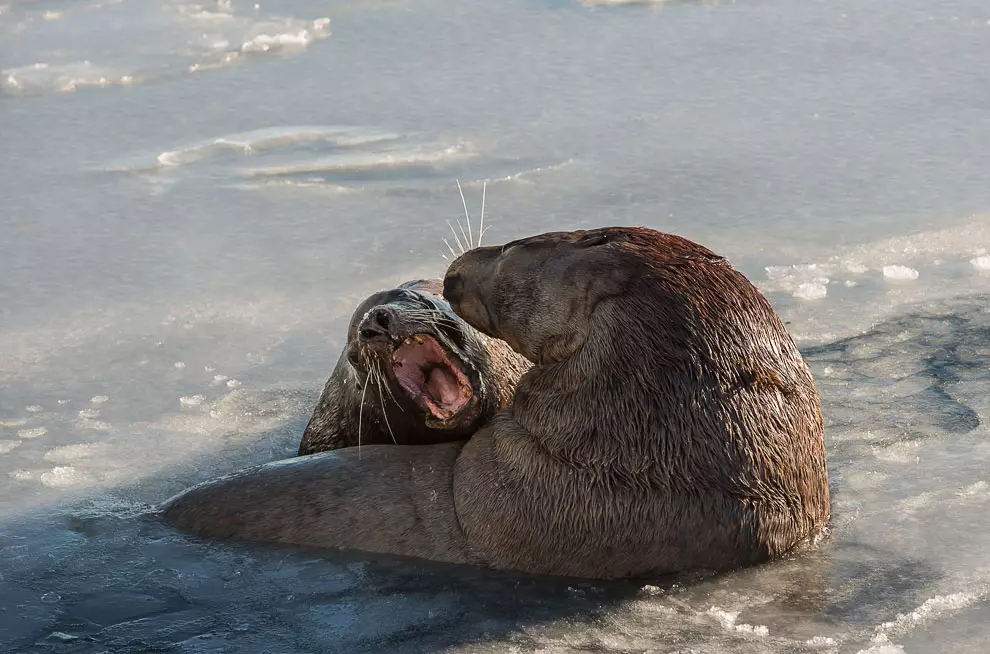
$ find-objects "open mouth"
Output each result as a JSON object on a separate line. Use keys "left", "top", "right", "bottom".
{"left": 391, "top": 334, "right": 473, "bottom": 420}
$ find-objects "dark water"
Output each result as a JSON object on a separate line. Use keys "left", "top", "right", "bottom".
{"left": 3, "top": 0, "right": 990, "bottom": 651}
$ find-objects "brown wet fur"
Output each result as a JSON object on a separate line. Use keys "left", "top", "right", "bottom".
{"left": 160, "top": 227, "right": 828, "bottom": 580}
{"left": 443, "top": 226, "right": 830, "bottom": 578}
{"left": 297, "top": 278, "right": 530, "bottom": 455}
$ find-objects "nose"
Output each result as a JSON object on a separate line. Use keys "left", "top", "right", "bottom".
{"left": 443, "top": 272, "right": 463, "bottom": 305}
{"left": 358, "top": 307, "right": 394, "bottom": 343}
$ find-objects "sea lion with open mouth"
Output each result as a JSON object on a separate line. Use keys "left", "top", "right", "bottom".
{"left": 160, "top": 227, "right": 829, "bottom": 580}
{"left": 298, "top": 279, "right": 529, "bottom": 455}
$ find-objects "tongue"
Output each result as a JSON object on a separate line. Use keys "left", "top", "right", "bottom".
{"left": 425, "top": 366, "right": 462, "bottom": 407}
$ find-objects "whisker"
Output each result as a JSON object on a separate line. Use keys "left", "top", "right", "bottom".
{"left": 477, "top": 181, "right": 487, "bottom": 248}
{"left": 456, "top": 179, "right": 473, "bottom": 251}
{"left": 442, "top": 237, "right": 460, "bottom": 260}
{"left": 357, "top": 355, "right": 370, "bottom": 460}
{"left": 374, "top": 360, "right": 399, "bottom": 405}
{"left": 372, "top": 363, "right": 398, "bottom": 445}
{"left": 446, "top": 220, "right": 466, "bottom": 255}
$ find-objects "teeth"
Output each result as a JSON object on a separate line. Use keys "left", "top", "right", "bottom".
{"left": 462, "top": 387, "right": 472, "bottom": 398}
{"left": 403, "top": 337, "right": 412, "bottom": 345}
{"left": 413, "top": 335, "right": 424, "bottom": 344}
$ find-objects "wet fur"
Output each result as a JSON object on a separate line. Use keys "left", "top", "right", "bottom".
{"left": 297, "top": 279, "right": 530, "bottom": 455}
{"left": 160, "top": 227, "right": 828, "bottom": 580}
{"left": 445, "top": 227, "right": 830, "bottom": 577}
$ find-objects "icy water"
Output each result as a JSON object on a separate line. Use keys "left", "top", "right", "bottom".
{"left": 3, "top": 0, "right": 990, "bottom": 651}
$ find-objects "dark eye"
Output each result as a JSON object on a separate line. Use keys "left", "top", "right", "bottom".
{"left": 575, "top": 232, "right": 609, "bottom": 248}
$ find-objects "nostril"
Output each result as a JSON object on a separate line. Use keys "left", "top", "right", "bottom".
{"left": 358, "top": 307, "right": 393, "bottom": 343}
{"left": 372, "top": 309, "right": 390, "bottom": 331}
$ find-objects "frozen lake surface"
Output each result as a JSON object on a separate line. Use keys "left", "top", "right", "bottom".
{"left": 3, "top": 0, "right": 990, "bottom": 651}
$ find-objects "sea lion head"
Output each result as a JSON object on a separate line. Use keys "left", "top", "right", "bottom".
{"left": 442, "top": 229, "right": 636, "bottom": 364}
{"left": 343, "top": 278, "right": 500, "bottom": 430}
{"left": 298, "top": 278, "right": 530, "bottom": 455}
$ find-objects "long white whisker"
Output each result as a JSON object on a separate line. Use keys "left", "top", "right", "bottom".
{"left": 357, "top": 357, "right": 370, "bottom": 460}
{"left": 478, "top": 181, "right": 487, "bottom": 248}
{"left": 442, "top": 237, "right": 459, "bottom": 259}
{"left": 446, "top": 220, "right": 466, "bottom": 254}
{"left": 375, "top": 361, "right": 399, "bottom": 404}
{"left": 456, "top": 179, "right": 473, "bottom": 250}
{"left": 372, "top": 363, "right": 398, "bottom": 445}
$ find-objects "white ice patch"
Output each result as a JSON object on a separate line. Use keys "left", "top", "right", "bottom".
{"left": 866, "top": 591, "right": 983, "bottom": 649}
{"left": 78, "top": 420, "right": 112, "bottom": 431}
{"left": 882, "top": 265, "right": 919, "bottom": 281}
{"left": 704, "top": 607, "right": 770, "bottom": 637}
{"left": 2, "top": 5, "right": 330, "bottom": 96}
{"left": 25, "top": 405, "right": 43, "bottom": 413}
{"left": 78, "top": 408, "right": 100, "bottom": 419}
{"left": 44, "top": 443, "right": 108, "bottom": 464}
{"left": 0, "top": 440, "right": 22, "bottom": 453}
{"left": 970, "top": 255, "right": 990, "bottom": 270}
{"left": 763, "top": 263, "right": 831, "bottom": 296}
{"left": 1, "top": 61, "right": 133, "bottom": 95}
{"left": 226, "top": 379, "right": 242, "bottom": 388}
{"left": 179, "top": 394, "right": 205, "bottom": 407}
{"left": 856, "top": 641, "right": 906, "bottom": 654}
{"left": 90, "top": 395, "right": 109, "bottom": 404}
{"left": 956, "top": 481, "right": 990, "bottom": 499}
{"left": 174, "top": 361, "right": 186, "bottom": 369}
{"left": 17, "top": 427, "right": 48, "bottom": 439}
{"left": 40, "top": 465, "right": 87, "bottom": 487}
{"left": 794, "top": 282, "right": 828, "bottom": 300}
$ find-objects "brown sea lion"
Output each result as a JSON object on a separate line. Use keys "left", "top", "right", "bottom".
{"left": 297, "top": 279, "right": 530, "bottom": 455}
{"left": 159, "top": 227, "right": 829, "bottom": 580}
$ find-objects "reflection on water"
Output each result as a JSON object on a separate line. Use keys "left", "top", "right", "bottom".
{"left": 3, "top": 0, "right": 990, "bottom": 650}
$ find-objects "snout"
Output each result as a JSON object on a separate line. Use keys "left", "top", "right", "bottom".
{"left": 358, "top": 306, "right": 400, "bottom": 345}
{"left": 443, "top": 246, "right": 501, "bottom": 336}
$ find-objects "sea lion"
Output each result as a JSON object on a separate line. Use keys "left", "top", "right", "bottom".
{"left": 160, "top": 226, "right": 829, "bottom": 580}
{"left": 297, "top": 279, "right": 530, "bottom": 455}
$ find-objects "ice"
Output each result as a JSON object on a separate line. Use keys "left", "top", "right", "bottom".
{"left": 971, "top": 255, "right": 990, "bottom": 270}
{"left": 5, "top": 0, "right": 990, "bottom": 650}
{"left": 39, "top": 466, "right": 88, "bottom": 487}
{"left": 0, "top": 2, "right": 332, "bottom": 97}
{"left": 794, "top": 282, "right": 828, "bottom": 300}
{"left": 705, "top": 607, "right": 770, "bottom": 636}
{"left": 17, "top": 427, "right": 48, "bottom": 439}
{"left": 44, "top": 443, "right": 109, "bottom": 464}
{"left": 91, "top": 395, "right": 109, "bottom": 404}
{"left": 882, "top": 265, "right": 920, "bottom": 281}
